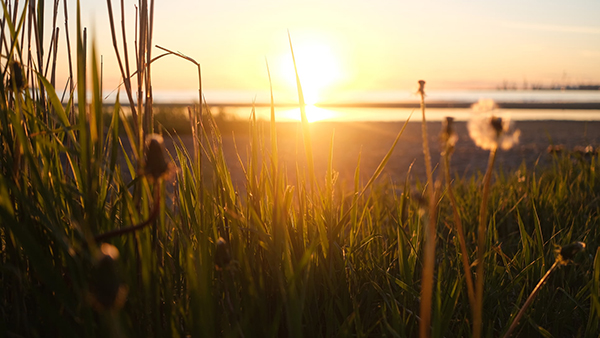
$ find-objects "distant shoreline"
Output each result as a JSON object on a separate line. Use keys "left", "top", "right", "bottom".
{"left": 123, "top": 101, "right": 600, "bottom": 110}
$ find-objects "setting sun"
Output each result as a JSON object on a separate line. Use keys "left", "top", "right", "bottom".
{"left": 280, "top": 40, "right": 344, "bottom": 105}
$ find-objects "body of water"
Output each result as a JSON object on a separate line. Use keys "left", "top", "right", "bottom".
{"left": 132, "top": 89, "right": 600, "bottom": 122}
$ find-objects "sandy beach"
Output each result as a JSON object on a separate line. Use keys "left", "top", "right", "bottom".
{"left": 160, "top": 120, "right": 600, "bottom": 188}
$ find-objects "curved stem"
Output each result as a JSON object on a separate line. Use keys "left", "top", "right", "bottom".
{"left": 502, "top": 261, "right": 559, "bottom": 338}
{"left": 94, "top": 183, "right": 161, "bottom": 242}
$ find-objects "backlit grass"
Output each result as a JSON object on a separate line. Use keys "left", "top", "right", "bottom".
{"left": 0, "top": 1, "right": 598, "bottom": 337}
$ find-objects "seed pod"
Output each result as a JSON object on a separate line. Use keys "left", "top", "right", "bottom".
{"left": 441, "top": 116, "right": 458, "bottom": 151}
{"left": 9, "top": 61, "right": 26, "bottom": 91}
{"left": 89, "top": 244, "right": 128, "bottom": 312}
{"left": 144, "top": 134, "right": 172, "bottom": 181}
{"left": 215, "top": 237, "right": 231, "bottom": 270}
{"left": 417, "top": 80, "right": 426, "bottom": 96}
{"left": 558, "top": 241, "right": 586, "bottom": 264}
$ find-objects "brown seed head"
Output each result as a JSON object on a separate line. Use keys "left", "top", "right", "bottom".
{"left": 89, "top": 244, "right": 128, "bottom": 312}
{"left": 215, "top": 237, "right": 231, "bottom": 270}
{"left": 144, "top": 134, "right": 172, "bottom": 181}
{"left": 441, "top": 116, "right": 458, "bottom": 150}
{"left": 9, "top": 61, "right": 26, "bottom": 91}
{"left": 417, "top": 80, "right": 426, "bottom": 96}
{"left": 558, "top": 241, "right": 586, "bottom": 264}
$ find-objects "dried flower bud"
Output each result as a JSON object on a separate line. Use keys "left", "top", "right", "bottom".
{"left": 411, "top": 192, "right": 428, "bottom": 217}
{"left": 143, "top": 134, "right": 173, "bottom": 181}
{"left": 215, "top": 237, "right": 231, "bottom": 270}
{"left": 417, "top": 80, "right": 426, "bottom": 96}
{"left": 9, "top": 61, "right": 26, "bottom": 91}
{"left": 89, "top": 243, "right": 128, "bottom": 312}
{"left": 547, "top": 145, "right": 565, "bottom": 154}
{"left": 558, "top": 241, "right": 586, "bottom": 264}
{"left": 573, "top": 145, "right": 595, "bottom": 157}
{"left": 441, "top": 116, "right": 458, "bottom": 151}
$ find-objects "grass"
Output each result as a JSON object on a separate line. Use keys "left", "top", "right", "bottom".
{"left": 1, "top": 0, "right": 599, "bottom": 337}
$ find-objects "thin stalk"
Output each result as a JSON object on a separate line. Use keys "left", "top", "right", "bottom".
{"left": 94, "top": 183, "right": 161, "bottom": 242}
{"left": 105, "top": 0, "right": 139, "bottom": 133}
{"left": 418, "top": 80, "right": 437, "bottom": 338}
{"left": 502, "top": 261, "right": 559, "bottom": 338}
{"left": 473, "top": 146, "right": 498, "bottom": 338}
{"left": 443, "top": 152, "right": 476, "bottom": 310}
{"left": 143, "top": 0, "right": 154, "bottom": 135}
{"left": 62, "top": 0, "right": 75, "bottom": 121}
{"left": 154, "top": 44, "right": 202, "bottom": 184}
{"left": 288, "top": 31, "right": 316, "bottom": 187}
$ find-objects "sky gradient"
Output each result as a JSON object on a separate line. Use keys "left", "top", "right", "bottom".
{"left": 50, "top": 0, "right": 600, "bottom": 103}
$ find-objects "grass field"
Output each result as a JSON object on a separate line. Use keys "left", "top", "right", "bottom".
{"left": 1, "top": 1, "right": 599, "bottom": 337}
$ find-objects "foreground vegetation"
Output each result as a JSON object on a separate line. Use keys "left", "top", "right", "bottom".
{"left": 1, "top": 1, "right": 599, "bottom": 337}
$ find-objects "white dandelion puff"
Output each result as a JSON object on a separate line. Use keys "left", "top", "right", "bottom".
{"left": 468, "top": 99, "right": 520, "bottom": 151}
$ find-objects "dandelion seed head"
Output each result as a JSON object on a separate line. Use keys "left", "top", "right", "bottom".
{"left": 471, "top": 98, "right": 497, "bottom": 113}
{"left": 468, "top": 99, "right": 520, "bottom": 151}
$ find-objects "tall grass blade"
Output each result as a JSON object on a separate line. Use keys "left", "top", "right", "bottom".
{"left": 288, "top": 31, "right": 315, "bottom": 185}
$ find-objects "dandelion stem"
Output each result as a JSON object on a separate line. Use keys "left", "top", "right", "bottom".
{"left": 473, "top": 146, "right": 497, "bottom": 338}
{"left": 443, "top": 151, "right": 476, "bottom": 311}
{"left": 418, "top": 80, "right": 437, "bottom": 338}
{"left": 502, "top": 261, "right": 559, "bottom": 338}
{"left": 94, "top": 183, "right": 161, "bottom": 242}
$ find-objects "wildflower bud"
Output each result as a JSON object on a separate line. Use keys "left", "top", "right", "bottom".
{"left": 558, "top": 241, "right": 586, "bottom": 263}
{"left": 417, "top": 80, "right": 426, "bottom": 96}
{"left": 144, "top": 134, "right": 172, "bottom": 181}
{"left": 9, "top": 61, "right": 26, "bottom": 91}
{"left": 89, "top": 243, "right": 128, "bottom": 312}
{"left": 573, "top": 145, "right": 595, "bottom": 157}
{"left": 441, "top": 116, "right": 458, "bottom": 150}
{"left": 411, "top": 192, "right": 428, "bottom": 216}
{"left": 546, "top": 145, "right": 565, "bottom": 154}
{"left": 215, "top": 237, "right": 231, "bottom": 270}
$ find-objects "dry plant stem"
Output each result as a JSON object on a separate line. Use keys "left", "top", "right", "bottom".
{"left": 419, "top": 84, "right": 437, "bottom": 338}
{"left": 62, "top": 0, "right": 75, "bottom": 121}
{"left": 154, "top": 45, "right": 203, "bottom": 177}
{"left": 443, "top": 153, "right": 476, "bottom": 311}
{"left": 93, "top": 183, "right": 161, "bottom": 242}
{"left": 106, "top": 0, "right": 139, "bottom": 132}
{"left": 502, "top": 261, "right": 559, "bottom": 338}
{"left": 473, "top": 146, "right": 498, "bottom": 338}
{"left": 143, "top": 0, "right": 155, "bottom": 135}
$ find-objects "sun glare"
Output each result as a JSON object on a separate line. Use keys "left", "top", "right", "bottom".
{"left": 282, "top": 41, "right": 343, "bottom": 105}
{"left": 281, "top": 105, "right": 337, "bottom": 123}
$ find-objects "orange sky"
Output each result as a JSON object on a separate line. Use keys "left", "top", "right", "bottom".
{"left": 44, "top": 0, "right": 600, "bottom": 103}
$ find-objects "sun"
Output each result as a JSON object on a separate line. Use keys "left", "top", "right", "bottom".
{"left": 283, "top": 41, "right": 343, "bottom": 105}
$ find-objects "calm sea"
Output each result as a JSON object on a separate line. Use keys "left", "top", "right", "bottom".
{"left": 141, "top": 89, "right": 600, "bottom": 122}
